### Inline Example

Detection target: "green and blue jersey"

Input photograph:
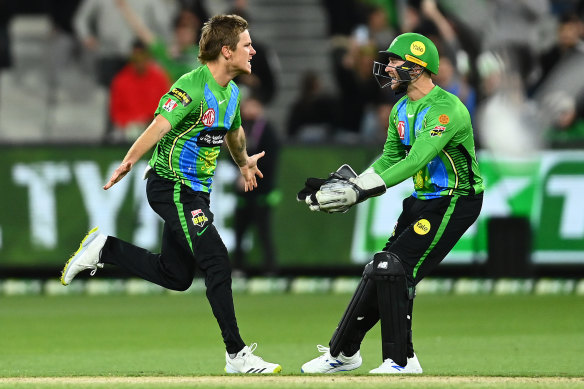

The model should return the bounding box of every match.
[371,85,484,199]
[149,65,241,193]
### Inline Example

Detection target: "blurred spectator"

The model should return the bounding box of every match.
[545,88,584,146]
[73,0,172,88]
[0,2,15,71]
[482,0,551,53]
[108,40,171,144]
[228,4,280,105]
[286,70,338,141]
[74,0,172,142]
[433,54,476,121]
[403,1,482,121]
[534,13,584,93]
[47,1,82,96]
[548,88,584,128]
[417,0,458,56]
[332,38,394,140]
[476,50,544,156]
[177,0,209,22]
[531,12,584,145]
[360,95,395,145]
[116,0,205,82]
[321,0,398,142]
[231,93,281,275]
[550,0,584,17]
[363,4,397,51]
[0,2,14,115]
[402,0,484,100]
[484,0,551,92]
[321,0,368,38]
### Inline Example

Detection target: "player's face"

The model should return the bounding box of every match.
[231,30,256,75]
[385,58,406,90]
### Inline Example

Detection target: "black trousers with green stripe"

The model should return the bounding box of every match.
[100,173,246,354]
[340,193,483,357]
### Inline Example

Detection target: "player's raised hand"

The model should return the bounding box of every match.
[239,151,265,192]
[103,161,133,190]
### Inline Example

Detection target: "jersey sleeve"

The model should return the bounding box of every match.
[155,79,198,128]
[378,104,459,188]
[370,105,406,174]
[413,105,459,154]
[230,97,241,130]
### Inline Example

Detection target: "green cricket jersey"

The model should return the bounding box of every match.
[371,85,484,199]
[149,65,241,193]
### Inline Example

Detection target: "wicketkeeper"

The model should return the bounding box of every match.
[299,32,484,374]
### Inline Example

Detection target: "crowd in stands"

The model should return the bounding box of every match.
[288,0,584,150]
[1,0,584,148]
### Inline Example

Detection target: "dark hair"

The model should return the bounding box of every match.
[198,14,248,64]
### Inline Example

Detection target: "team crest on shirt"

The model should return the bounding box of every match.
[430,126,446,137]
[397,121,405,140]
[202,108,215,127]
[191,209,209,227]
[439,114,450,124]
[163,98,178,112]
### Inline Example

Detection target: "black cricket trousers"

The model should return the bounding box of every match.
[340,193,483,357]
[100,172,246,354]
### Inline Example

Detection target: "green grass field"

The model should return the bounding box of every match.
[1,293,583,388]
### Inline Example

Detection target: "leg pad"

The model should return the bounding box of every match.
[373,251,412,367]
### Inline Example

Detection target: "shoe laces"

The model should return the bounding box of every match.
[242,343,264,363]
[89,263,104,276]
[316,345,332,360]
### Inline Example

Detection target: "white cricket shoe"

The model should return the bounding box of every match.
[61,227,106,286]
[225,343,282,374]
[369,353,423,374]
[301,345,362,373]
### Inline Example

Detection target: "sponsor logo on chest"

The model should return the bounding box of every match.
[202,108,215,127]
[196,129,228,147]
[397,121,405,140]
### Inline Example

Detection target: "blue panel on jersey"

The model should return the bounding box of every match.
[396,100,409,145]
[224,83,239,129]
[426,155,449,198]
[414,107,431,136]
[204,84,219,128]
[179,133,205,192]
[205,175,214,193]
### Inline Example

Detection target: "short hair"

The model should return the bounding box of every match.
[198,14,248,64]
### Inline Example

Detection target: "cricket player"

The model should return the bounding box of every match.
[300,32,484,373]
[60,14,281,374]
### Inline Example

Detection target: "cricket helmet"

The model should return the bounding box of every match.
[373,32,439,89]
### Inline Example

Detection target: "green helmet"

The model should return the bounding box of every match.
[383,32,439,74]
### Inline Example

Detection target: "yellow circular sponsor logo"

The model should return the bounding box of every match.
[414,219,431,235]
[410,41,426,56]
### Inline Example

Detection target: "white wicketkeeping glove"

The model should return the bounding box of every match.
[316,171,386,213]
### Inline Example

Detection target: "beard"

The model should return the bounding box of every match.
[391,80,409,94]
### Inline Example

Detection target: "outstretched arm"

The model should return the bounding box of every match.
[103,115,171,190]
[115,0,156,46]
[225,126,265,192]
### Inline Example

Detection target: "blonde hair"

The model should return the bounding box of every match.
[198,14,248,64]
